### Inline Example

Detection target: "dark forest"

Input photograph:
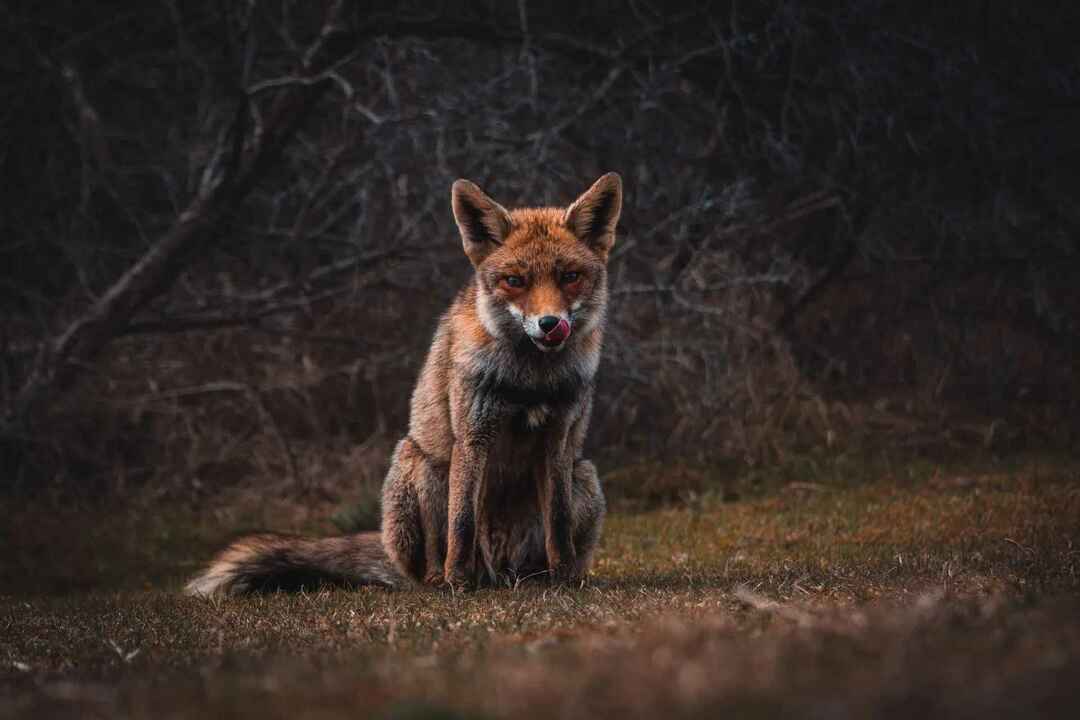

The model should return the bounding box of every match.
[2,2,1079,718]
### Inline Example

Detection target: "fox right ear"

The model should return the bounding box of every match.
[452,179,513,266]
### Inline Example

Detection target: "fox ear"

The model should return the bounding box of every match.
[452,179,513,266]
[564,172,622,258]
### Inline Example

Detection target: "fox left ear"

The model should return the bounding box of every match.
[564,172,622,259]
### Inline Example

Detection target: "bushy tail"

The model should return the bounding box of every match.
[184,532,401,597]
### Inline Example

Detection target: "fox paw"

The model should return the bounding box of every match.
[444,567,476,593]
[548,561,587,587]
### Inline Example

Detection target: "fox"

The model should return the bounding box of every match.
[185,172,623,596]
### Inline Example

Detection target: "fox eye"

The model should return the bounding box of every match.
[560,271,580,284]
[503,275,525,289]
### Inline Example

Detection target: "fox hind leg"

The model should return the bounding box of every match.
[570,459,606,579]
[381,437,448,585]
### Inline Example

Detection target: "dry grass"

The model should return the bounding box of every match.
[2,455,1079,718]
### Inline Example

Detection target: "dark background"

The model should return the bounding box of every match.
[2,0,1078,503]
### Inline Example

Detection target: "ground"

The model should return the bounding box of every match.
[2,454,1079,718]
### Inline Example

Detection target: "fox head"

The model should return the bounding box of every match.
[451,173,622,353]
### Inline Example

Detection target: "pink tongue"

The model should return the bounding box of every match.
[544,318,571,343]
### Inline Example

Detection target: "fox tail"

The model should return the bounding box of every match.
[184,532,400,597]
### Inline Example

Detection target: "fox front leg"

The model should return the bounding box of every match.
[444,376,503,591]
[444,440,487,591]
[536,445,579,584]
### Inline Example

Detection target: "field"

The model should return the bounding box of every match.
[3,455,1079,719]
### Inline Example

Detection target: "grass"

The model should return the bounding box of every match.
[2,454,1079,718]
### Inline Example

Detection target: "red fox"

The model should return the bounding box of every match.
[186,173,622,595]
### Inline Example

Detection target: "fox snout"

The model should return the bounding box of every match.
[530,314,572,350]
[508,305,572,351]
[538,315,570,340]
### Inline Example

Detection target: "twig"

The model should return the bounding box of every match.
[245,385,302,492]
[528,64,624,142]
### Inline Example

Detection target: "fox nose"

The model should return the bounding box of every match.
[538,316,561,334]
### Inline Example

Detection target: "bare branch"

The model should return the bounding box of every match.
[1,0,358,434]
